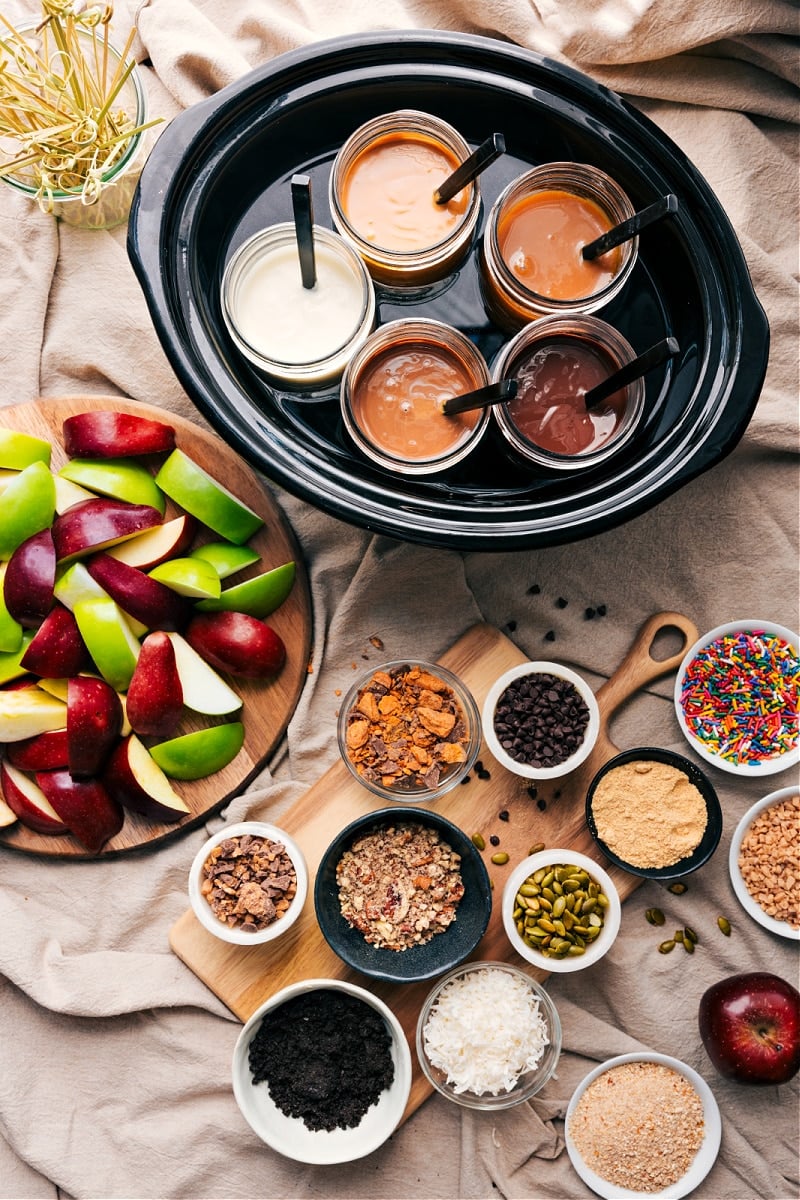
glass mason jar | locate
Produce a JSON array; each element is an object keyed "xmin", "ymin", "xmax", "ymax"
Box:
[
  {"xmin": 1, "ymin": 23, "xmax": 149, "ymax": 231},
  {"xmin": 329, "ymin": 110, "xmax": 482, "ymax": 291},
  {"xmin": 341, "ymin": 317, "xmax": 491, "ymax": 476},
  {"xmin": 221, "ymin": 223, "xmax": 377, "ymax": 390},
  {"xmin": 490, "ymin": 314, "xmax": 645, "ymax": 471},
  {"xmin": 480, "ymin": 163, "xmax": 638, "ymax": 331}
]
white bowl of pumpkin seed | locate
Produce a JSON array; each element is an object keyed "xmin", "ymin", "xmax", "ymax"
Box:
[{"xmin": 502, "ymin": 849, "xmax": 621, "ymax": 973}]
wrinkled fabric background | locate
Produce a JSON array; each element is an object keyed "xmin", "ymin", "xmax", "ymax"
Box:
[{"xmin": 0, "ymin": 1, "xmax": 798, "ymax": 1197}]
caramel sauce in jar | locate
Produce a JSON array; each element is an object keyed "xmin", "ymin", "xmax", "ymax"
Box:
[
  {"xmin": 497, "ymin": 190, "xmax": 620, "ymax": 302},
  {"xmin": 340, "ymin": 133, "xmax": 467, "ymax": 253}
]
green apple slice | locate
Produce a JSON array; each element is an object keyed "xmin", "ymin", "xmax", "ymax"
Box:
[
  {"xmin": 150, "ymin": 722, "xmax": 245, "ymax": 779},
  {"xmin": 189, "ymin": 542, "xmax": 260, "ymax": 579},
  {"xmin": 0, "ymin": 563, "xmax": 24, "ymax": 654},
  {"xmin": 0, "ymin": 686, "xmax": 66, "ymax": 740},
  {"xmin": 0, "ymin": 468, "xmax": 20, "ymax": 495},
  {"xmin": 54, "ymin": 474, "xmax": 95, "ymax": 514},
  {"xmin": 148, "ymin": 556, "xmax": 221, "ymax": 600},
  {"xmin": 73, "ymin": 596, "xmax": 141, "ymax": 691},
  {"xmin": 165, "ymin": 632, "xmax": 242, "ymax": 715},
  {"xmin": 195, "ymin": 560, "xmax": 295, "ymax": 618},
  {"xmin": 0, "ymin": 428, "xmax": 51, "ymax": 470},
  {"xmin": 155, "ymin": 449, "xmax": 263, "ymax": 544},
  {"xmin": 0, "ymin": 461, "xmax": 56, "ymax": 560},
  {"xmin": 58, "ymin": 459, "xmax": 166, "ymax": 515},
  {"xmin": 54, "ymin": 562, "xmax": 148, "ymax": 638},
  {"xmin": 0, "ymin": 631, "xmax": 34, "ymax": 685}
]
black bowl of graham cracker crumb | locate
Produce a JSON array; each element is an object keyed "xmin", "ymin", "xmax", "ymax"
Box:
[
  {"xmin": 314, "ymin": 806, "xmax": 492, "ymax": 983},
  {"xmin": 585, "ymin": 746, "xmax": 722, "ymax": 881}
]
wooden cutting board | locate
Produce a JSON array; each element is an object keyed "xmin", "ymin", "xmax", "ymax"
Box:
[
  {"xmin": 170, "ymin": 611, "xmax": 698, "ymax": 1118},
  {"xmin": 0, "ymin": 395, "xmax": 312, "ymax": 858}
]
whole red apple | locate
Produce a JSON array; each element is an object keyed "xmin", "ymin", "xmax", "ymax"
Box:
[{"xmin": 698, "ymin": 971, "xmax": 800, "ymax": 1085}]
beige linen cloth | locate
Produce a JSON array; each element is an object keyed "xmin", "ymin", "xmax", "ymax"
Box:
[{"xmin": 0, "ymin": 1, "xmax": 798, "ymax": 1197}]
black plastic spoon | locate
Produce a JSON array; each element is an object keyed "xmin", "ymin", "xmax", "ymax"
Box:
[
  {"xmin": 581, "ymin": 193, "xmax": 679, "ymax": 262},
  {"xmin": 291, "ymin": 173, "xmax": 316, "ymax": 289},
  {"xmin": 435, "ymin": 133, "xmax": 506, "ymax": 206},
  {"xmin": 584, "ymin": 337, "xmax": 680, "ymax": 411},
  {"xmin": 441, "ymin": 378, "xmax": 517, "ymax": 416}
]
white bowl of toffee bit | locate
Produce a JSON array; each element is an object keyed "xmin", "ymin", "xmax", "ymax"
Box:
[
  {"xmin": 188, "ymin": 821, "xmax": 308, "ymax": 945},
  {"xmin": 729, "ymin": 786, "xmax": 800, "ymax": 940},
  {"xmin": 565, "ymin": 1052, "xmax": 721, "ymax": 1199},
  {"xmin": 232, "ymin": 978, "xmax": 412, "ymax": 1164},
  {"xmin": 314, "ymin": 806, "xmax": 492, "ymax": 984},
  {"xmin": 337, "ymin": 659, "xmax": 481, "ymax": 802},
  {"xmin": 482, "ymin": 660, "xmax": 600, "ymax": 780}
]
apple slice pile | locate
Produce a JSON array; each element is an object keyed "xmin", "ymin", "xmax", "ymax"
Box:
[{"xmin": 0, "ymin": 411, "xmax": 295, "ymax": 853}]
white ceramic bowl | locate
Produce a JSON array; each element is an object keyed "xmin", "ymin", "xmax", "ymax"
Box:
[
  {"xmin": 188, "ymin": 821, "xmax": 308, "ymax": 945},
  {"xmin": 416, "ymin": 961, "xmax": 561, "ymax": 1109},
  {"xmin": 502, "ymin": 848, "xmax": 621, "ymax": 973},
  {"xmin": 674, "ymin": 619, "xmax": 799, "ymax": 777},
  {"xmin": 728, "ymin": 786, "xmax": 800, "ymax": 941},
  {"xmin": 565, "ymin": 1052, "xmax": 722, "ymax": 1199},
  {"xmin": 482, "ymin": 660, "xmax": 600, "ymax": 780},
  {"xmin": 231, "ymin": 978, "xmax": 412, "ymax": 1164}
]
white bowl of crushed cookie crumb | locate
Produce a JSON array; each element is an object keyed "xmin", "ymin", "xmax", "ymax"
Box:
[
  {"xmin": 189, "ymin": 821, "xmax": 308, "ymax": 945},
  {"xmin": 565, "ymin": 1052, "xmax": 721, "ymax": 1199},
  {"xmin": 729, "ymin": 787, "xmax": 800, "ymax": 941}
]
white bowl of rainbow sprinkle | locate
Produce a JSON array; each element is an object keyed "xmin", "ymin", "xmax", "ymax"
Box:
[{"xmin": 674, "ymin": 620, "xmax": 799, "ymax": 777}]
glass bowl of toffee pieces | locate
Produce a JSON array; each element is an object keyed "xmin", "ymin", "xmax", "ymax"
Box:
[
  {"xmin": 585, "ymin": 747, "xmax": 722, "ymax": 882},
  {"xmin": 232, "ymin": 977, "xmax": 412, "ymax": 1164},
  {"xmin": 337, "ymin": 659, "xmax": 482, "ymax": 802},
  {"xmin": 188, "ymin": 821, "xmax": 308, "ymax": 945},
  {"xmin": 482, "ymin": 660, "xmax": 600, "ymax": 780},
  {"xmin": 314, "ymin": 806, "xmax": 492, "ymax": 984}
]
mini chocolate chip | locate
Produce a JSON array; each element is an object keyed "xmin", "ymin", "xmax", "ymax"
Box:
[
  {"xmin": 596, "ymin": 604, "xmax": 607, "ymax": 616},
  {"xmin": 506, "ymin": 620, "xmax": 517, "ymax": 632},
  {"xmin": 527, "ymin": 584, "xmax": 541, "ymax": 595},
  {"xmin": 537, "ymin": 798, "xmax": 547, "ymax": 811},
  {"xmin": 490, "ymin": 835, "xmax": 500, "ymax": 847},
  {"xmin": 498, "ymin": 810, "xmax": 509, "ymax": 822},
  {"xmin": 544, "ymin": 630, "xmax": 556, "ymax": 641},
  {"xmin": 584, "ymin": 607, "xmax": 596, "ymax": 620},
  {"xmin": 556, "ymin": 597, "xmax": 568, "ymax": 609}
]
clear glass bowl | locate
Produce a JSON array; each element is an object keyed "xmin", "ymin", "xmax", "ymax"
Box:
[
  {"xmin": 416, "ymin": 961, "xmax": 562, "ymax": 1109},
  {"xmin": 337, "ymin": 659, "xmax": 482, "ymax": 801}
]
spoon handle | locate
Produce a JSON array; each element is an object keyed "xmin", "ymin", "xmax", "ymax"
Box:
[
  {"xmin": 582, "ymin": 193, "xmax": 678, "ymax": 261},
  {"xmin": 441, "ymin": 378, "xmax": 517, "ymax": 416},
  {"xmin": 584, "ymin": 337, "xmax": 679, "ymax": 411},
  {"xmin": 435, "ymin": 133, "xmax": 505, "ymax": 205},
  {"xmin": 291, "ymin": 173, "xmax": 316, "ymax": 290}
]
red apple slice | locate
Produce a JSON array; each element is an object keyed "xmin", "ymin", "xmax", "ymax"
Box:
[
  {"xmin": 6, "ymin": 728, "xmax": 70, "ymax": 771},
  {"xmin": 104, "ymin": 733, "xmax": 189, "ymax": 822},
  {"xmin": 66, "ymin": 675, "xmax": 124, "ymax": 777},
  {"xmin": 19, "ymin": 605, "xmax": 91, "ymax": 678},
  {"xmin": 52, "ymin": 498, "xmax": 163, "ymax": 564},
  {"xmin": 63, "ymin": 411, "xmax": 176, "ymax": 458},
  {"xmin": 3, "ymin": 528, "xmax": 57, "ymax": 627},
  {"xmin": 125, "ymin": 631, "xmax": 183, "ymax": 738},
  {"xmin": 104, "ymin": 514, "xmax": 197, "ymax": 570},
  {"xmin": 185, "ymin": 611, "xmax": 286, "ymax": 679},
  {"xmin": 36, "ymin": 769, "xmax": 124, "ymax": 853},
  {"xmin": 1, "ymin": 761, "xmax": 69, "ymax": 833},
  {"xmin": 87, "ymin": 553, "xmax": 189, "ymax": 631}
]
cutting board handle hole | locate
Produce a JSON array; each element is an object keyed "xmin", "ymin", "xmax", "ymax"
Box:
[{"xmin": 648, "ymin": 623, "xmax": 691, "ymax": 662}]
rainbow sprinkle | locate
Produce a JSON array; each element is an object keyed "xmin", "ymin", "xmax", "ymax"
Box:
[{"xmin": 679, "ymin": 629, "xmax": 799, "ymax": 766}]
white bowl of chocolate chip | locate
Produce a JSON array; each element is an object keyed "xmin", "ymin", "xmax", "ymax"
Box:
[
  {"xmin": 482, "ymin": 660, "xmax": 600, "ymax": 780},
  {"xmin": 188, "ymin": 820, "xmax": 308, "ymax": 945}
]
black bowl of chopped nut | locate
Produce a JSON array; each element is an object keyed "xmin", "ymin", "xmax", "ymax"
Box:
[
  {"xmin": 336, "ymin": 660, "xmax": 482, "ymax": 802},
  {"xmin": 314, "ymin": 807, "xmax": 492, "ymax": 984},
  {"xmin": 188, "ymin": 821, "xmax": 308, "ymax": 945}
]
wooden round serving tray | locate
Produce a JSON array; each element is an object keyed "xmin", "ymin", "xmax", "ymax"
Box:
[{"xmin": 0, "ymin": 395, "xmax": 312, "ymax": 858}]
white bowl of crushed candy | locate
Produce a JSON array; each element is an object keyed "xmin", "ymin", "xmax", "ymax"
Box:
[
  {"xmin": 502, "ymin": 849, "xmax": 621, "ymax": 973},
  {"xmin": 416, "ymin": 960, "xmax": 561, "ymax": 1109},
  {"xmin": 232, "ymin": 977, "xmax": 412, "ymax": 1164},
  {"xmin": 565, "ymin": 1052, "xmax": 721, "ymax": 1199},
  {"xmin": 728, "ymin": 786, "xmax": 800, "ymax": 941},
  {"xmin": 188, "ymin": 821, "xmax": 308, "ymax": 945}
]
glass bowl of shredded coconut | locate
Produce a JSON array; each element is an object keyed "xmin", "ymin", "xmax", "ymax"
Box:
[{"xmin": 416, "ymin": 961, "xmax": 561, "ymax": 1108}]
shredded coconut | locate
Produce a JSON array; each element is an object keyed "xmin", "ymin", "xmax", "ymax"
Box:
[{"xmin": 422, "ymin": 966, "xmax": 550, "ymax": 1095}]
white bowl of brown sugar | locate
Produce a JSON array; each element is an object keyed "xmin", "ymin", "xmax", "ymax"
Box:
[
  {"xmin": 565, "ymin": 1052, "xmax": 721, "ymax": 1199},
  {"xmin": 729, "ymin": 786, "xmax": 800, "ymax": 940},
  {"xmin": 585, "ymin": 746, "xmax": 722, "ymax": 881},
  {"xmin": 188, "ymin": 821, "xmax": 308, "ymax": 945}
]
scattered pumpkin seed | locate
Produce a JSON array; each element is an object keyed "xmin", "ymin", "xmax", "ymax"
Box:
[
  {"xmin": 658, "ymin": 939, "xmax": 676, "ymax": 953},
  {"xmin": 471, "ymin": 832, "xmax": 485, "ymax": 850},
  {"xmin": 684, "ymin": 925, "xmax": 699, "ymax": 945},
  {"xmin": 717, "ymin": 916, "xmax": 732, "ymax": 936},
  {"xmin": 491, "ymin": 851, "xmax": 509, "ymax": 865},
  {"xmin": 645, "ymin": 907, "xmax": 666, "ymax": 926},
  {"xmin": 667, "ymin": 881, "xmax": 688, "ymax": 894},
  {"xmin": 528, "ymin": 842, "xmax": 546, "ymax": 855}
]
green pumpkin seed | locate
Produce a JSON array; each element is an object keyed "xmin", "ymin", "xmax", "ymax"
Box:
[
  {"xmin": 658, "ymin": 939, "xmax": 676, "ymax": 954},
  {"xmin": 717, "ymin": 916, "xmax": 732, "ymax": 936},
  {"xmin": 471, "ymin": 832, "xmax": 485, "ymax": 851}
]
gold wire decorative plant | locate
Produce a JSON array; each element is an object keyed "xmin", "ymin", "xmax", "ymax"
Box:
[{"xmin": 0, "ymin": 1, "xmax": 160, "ymax": 223}]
